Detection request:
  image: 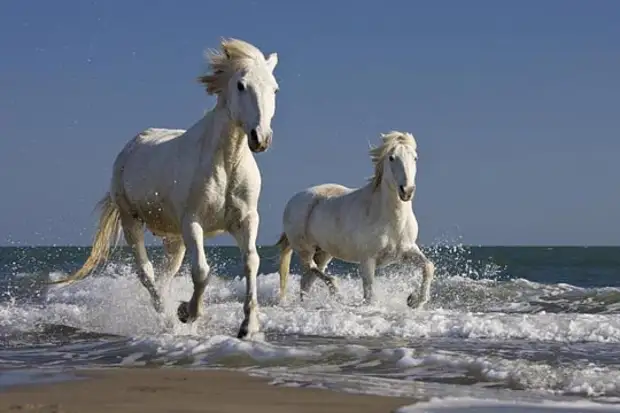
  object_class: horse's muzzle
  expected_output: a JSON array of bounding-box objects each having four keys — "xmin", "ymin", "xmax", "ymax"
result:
[
  {"xmin": 248, "ymin": 128, "xmax": 272, "ymax": 153},
  {"xmin": 398, "ymin": 185, "xmax": 415, "ymax": 202}
]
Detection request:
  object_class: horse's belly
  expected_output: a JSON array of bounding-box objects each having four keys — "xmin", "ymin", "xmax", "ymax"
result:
[
  {"xmin": 321, "ymin": 244, "xmax": 360, "ymax": 263},
  {"xmin": 129, "ymin": 199, "xmax": 180, "ymax": 235},
  {"xmin": 308, "ymin": 220, "xmax": 361, "ymax": 263},
  {"xmin": 374, "ymin": 251, "xmax": 401, "ymax": 268}
]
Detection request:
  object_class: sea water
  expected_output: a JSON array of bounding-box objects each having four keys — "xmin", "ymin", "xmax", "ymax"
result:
[{"xmin": 2, "ymin": 245, "xmax": 620, "ymax": 410}]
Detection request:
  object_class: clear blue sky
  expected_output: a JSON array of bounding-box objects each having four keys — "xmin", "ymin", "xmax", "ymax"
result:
[{"xmin": 1, "ymin": 0, "xmax": 619, "ymax": 247}]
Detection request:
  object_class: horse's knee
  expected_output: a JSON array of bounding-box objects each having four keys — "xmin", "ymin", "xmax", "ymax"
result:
[
  {"xmin": 191, "ymin": 260, "xmax": 210, "ymax": 287},
  {"xmin": 425, "ymin": 260, "xmax": 436, "ymax": 278},
  {"xmin": 243, "ymin": 249, "xmax": 259, "ymax": 275},
  {"xmin": 137, "ymin": 262, "xmax": 157, "ymax": 294}
]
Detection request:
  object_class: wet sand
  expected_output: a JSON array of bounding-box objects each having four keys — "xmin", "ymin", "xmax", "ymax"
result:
[{"xmin": 0, "ymin": 368, "xmax": 414, "ymax": 413}]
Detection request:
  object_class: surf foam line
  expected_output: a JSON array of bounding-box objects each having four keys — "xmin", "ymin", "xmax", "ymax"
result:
[{"xmin": 15, "ymin": 269, "xmax": 619, "ymax": 343}]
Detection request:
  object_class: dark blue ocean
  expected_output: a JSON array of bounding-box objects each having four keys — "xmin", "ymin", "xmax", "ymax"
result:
[{"xmin": 2, "ymin": 245, "xmax": 620, "ymax": 407}]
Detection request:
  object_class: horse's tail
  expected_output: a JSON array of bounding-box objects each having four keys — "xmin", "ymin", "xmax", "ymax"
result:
[
  {"xmin": 276, "ymin": 232, "xmax": 293, "ymax": 299},
  {"xmin": 49, "ymin": 193, "xmax": 122, "ymax": 285}
]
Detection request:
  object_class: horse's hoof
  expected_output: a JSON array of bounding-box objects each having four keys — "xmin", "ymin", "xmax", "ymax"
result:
[
  {"xmin": 407, "ymin": 293, "xmax": 427, "ymax": 310},
  {"xmin": 237, "ymin": 314, "xmax": 259, "ymax": 340},
  {"xmin": 362, "ymin": 297, "xmax": 375, "ymax": 306},
  {"xmin": 237, "ymin": 327, "xmax": 262, "ymax": 341},
  {"xmin": 177, "ymin": 301, "xmax": 191, "ymax": 323},
  {"xmin": 407, "ymin": 293, "xmax": 416, "ymax": 308},
  {"xmin": 237, "ymin": 320, "xmax": 258, "ymax": 340},
  {"xmin": 237, "ymin": 323, "xmax": 249, "ymax": 339}
]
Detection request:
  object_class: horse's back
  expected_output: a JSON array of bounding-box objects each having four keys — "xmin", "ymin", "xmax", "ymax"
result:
[
  {"xmin": 282, "ymin": 183, "xmax": 352, "ymax": 249},
  {"xmin": 136, "ymin": 127, "xmax": 187, "ymax": 146},
  {"xmin": 112, "ymin": 127, "xmax": 198, "ymax": 232},
  {"xmin": 116, "ymin": 127, "xmax": 187, "ymax": 166},
  {"xmin": 283, "ymin": 183, "xmax": 386, "ymax": 261},
  {"xmin": 115, "ymin": 127, "xmax": 191, "ymax": 188},
  {"xmin": 284, "ymin": 184, "xmax": 351, "ymax": 218}
]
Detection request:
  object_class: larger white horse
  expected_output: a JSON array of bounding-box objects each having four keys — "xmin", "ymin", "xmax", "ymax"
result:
[
  {"xmin": 276, "ymin": 131, "xmax": 435, "ymax": 309},
  {"xmin": 52, "ymin": 38, "xmax": 279, "ymax": 340}
]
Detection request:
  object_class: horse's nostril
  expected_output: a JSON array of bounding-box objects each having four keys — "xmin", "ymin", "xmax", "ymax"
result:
[{"xmin": 250, "ymin": 129, "xmax": 259, "ymax": 144}]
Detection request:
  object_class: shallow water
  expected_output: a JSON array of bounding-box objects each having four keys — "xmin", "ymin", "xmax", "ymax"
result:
[{"xmin": 2, "ymin": 245, "xmax": 620, "ymax": 407}]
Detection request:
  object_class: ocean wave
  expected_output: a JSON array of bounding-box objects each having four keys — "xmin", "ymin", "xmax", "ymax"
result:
[
  {"xmin": 3, "ymin": 331, "xmax": 620, "ymax": 399},
  {"xmin": 3, "ymin": 261, "xmax": 620, "ymax": 400},
  {"xmin": 2, "ymin": 268, "xmax": 620, "ymax": 343}
]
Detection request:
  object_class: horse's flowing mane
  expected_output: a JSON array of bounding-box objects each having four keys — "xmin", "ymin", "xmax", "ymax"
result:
[
  {"xmin": 197, "ymin": 38, "xmax": 268, "ymax": 96},
  {"xmin": 368, "ymin": 131, "xmax": 418, "ymax": 190}
]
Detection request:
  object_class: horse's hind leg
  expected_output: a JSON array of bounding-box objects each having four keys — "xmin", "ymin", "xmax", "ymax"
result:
[
  {"xmin": 299, "ymin": 251, "xmax": 319, "ymax": 299},
  {"xmin": 314, "ymin": 250, "xmax": 338, "ymax": 293},
  {"xmin": 299, "ymin": 250, "xmax": 337, "ymax": 300},
  {"xmin": 159, "ymin": 236, "xmax": 186, "ymax": 301},
  {"xmin": 121, "ymin": 215, "xmax": 163, "ymax": 313}
]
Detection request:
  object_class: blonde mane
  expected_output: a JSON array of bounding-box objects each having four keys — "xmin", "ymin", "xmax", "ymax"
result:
[
  {"xmin": 197, "ymin": 38, "xmax": 268, "ymax": 96},
  {"xmin": 368, "ymin": 131, "xmax": 418, "ymax": 190}
]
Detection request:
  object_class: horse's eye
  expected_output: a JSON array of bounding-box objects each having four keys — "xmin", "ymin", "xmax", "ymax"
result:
[
  {"xmin": 388, "ymin": 155, "xmax": 395, "ymax": 162},
  {"xmin": 237, "ymin": 82, "xmax": 245, "ymax": 92}
]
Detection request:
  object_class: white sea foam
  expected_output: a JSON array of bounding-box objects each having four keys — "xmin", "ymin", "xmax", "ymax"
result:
[
  {"xmin": 397, "ymin": 397, "xmax": 620, "ymax": 412},
  {"xmin": 2, "ymin": 266, "xmax": 620, "ymax": 400},
  {"xmin": 32, "ymin": 268, "xmax": 620, "ymax": 343}
]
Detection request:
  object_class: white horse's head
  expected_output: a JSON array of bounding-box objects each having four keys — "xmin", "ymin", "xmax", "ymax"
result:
[
  {"xmin": 198, "ymin": 38, "xmax": 279, "ymax": 153},
  {"xmin": 369, "ymin": 131, "xmax": 418, "ymax": 202}
]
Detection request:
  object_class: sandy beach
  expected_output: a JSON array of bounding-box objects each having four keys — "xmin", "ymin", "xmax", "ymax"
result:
[{"xmin": 0, "ymin": 368, "xmax": 414, "ymax": 413}]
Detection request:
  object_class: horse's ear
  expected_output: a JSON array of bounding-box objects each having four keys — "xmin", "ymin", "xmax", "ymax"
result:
[{"xmin": 265, "ymin": 53, "xmax": 278, "ymax": 72}]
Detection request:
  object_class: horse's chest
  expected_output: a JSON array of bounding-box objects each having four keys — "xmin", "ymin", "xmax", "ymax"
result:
[
  {"xmin": 196, "ymin": 178, "xmax": 255, "ymax": 229},
  {"xmin": 374, "ymin": 234, "xmax": 413, "ymax": 266},
  {"xmin": 195, "ymin": 183, "xmax": 228, "ymax": 223}
]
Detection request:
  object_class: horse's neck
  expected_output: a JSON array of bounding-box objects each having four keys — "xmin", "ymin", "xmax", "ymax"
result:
[
  {"xmin": 198, "ymin": 108, "xmax": 251, "ymax": 175},
  {"xmin": 368, "ymin": 180, "xmax": 412, "ymax": 225}
]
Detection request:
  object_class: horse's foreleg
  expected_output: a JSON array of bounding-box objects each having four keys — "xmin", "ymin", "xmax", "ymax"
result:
[
  {"xmin": 359, "ymin": 259, "xmax": 376, "ymax": 304},
  {"xmin": 159, "ymin": 236, "xmax": 186, "ymax": 301},
  {"xmin": 121, "ymin": 217, "xmax": 163, "ymax": 313},
  {"xmin": 231, "ymin": 212, "xmax": 260, "ymax": 340},
  {"xmin": 405, "ymin": 245, "xmax": 435, "ymax": 310},
  {"xmin": 178, "ymin": 219, "xmax": 210, "ymax": 323}
]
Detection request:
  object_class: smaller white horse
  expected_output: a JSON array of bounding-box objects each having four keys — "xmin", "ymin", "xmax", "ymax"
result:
[
  {"xmin": 276, "ymin": 131, "xmax": 435, "ymax": 308},
  {"xmin": 51, "ymin": 38, "xmax": 279, "ymax": 340}
]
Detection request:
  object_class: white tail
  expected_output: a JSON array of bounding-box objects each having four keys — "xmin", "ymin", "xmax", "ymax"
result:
[
  {"xmin": 49, "ymin": 193, "xmax": 121, "ymax": 285},
  {"xmin": 276, "ymin": 232, "xmax": 293, "ymax": 299}
]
